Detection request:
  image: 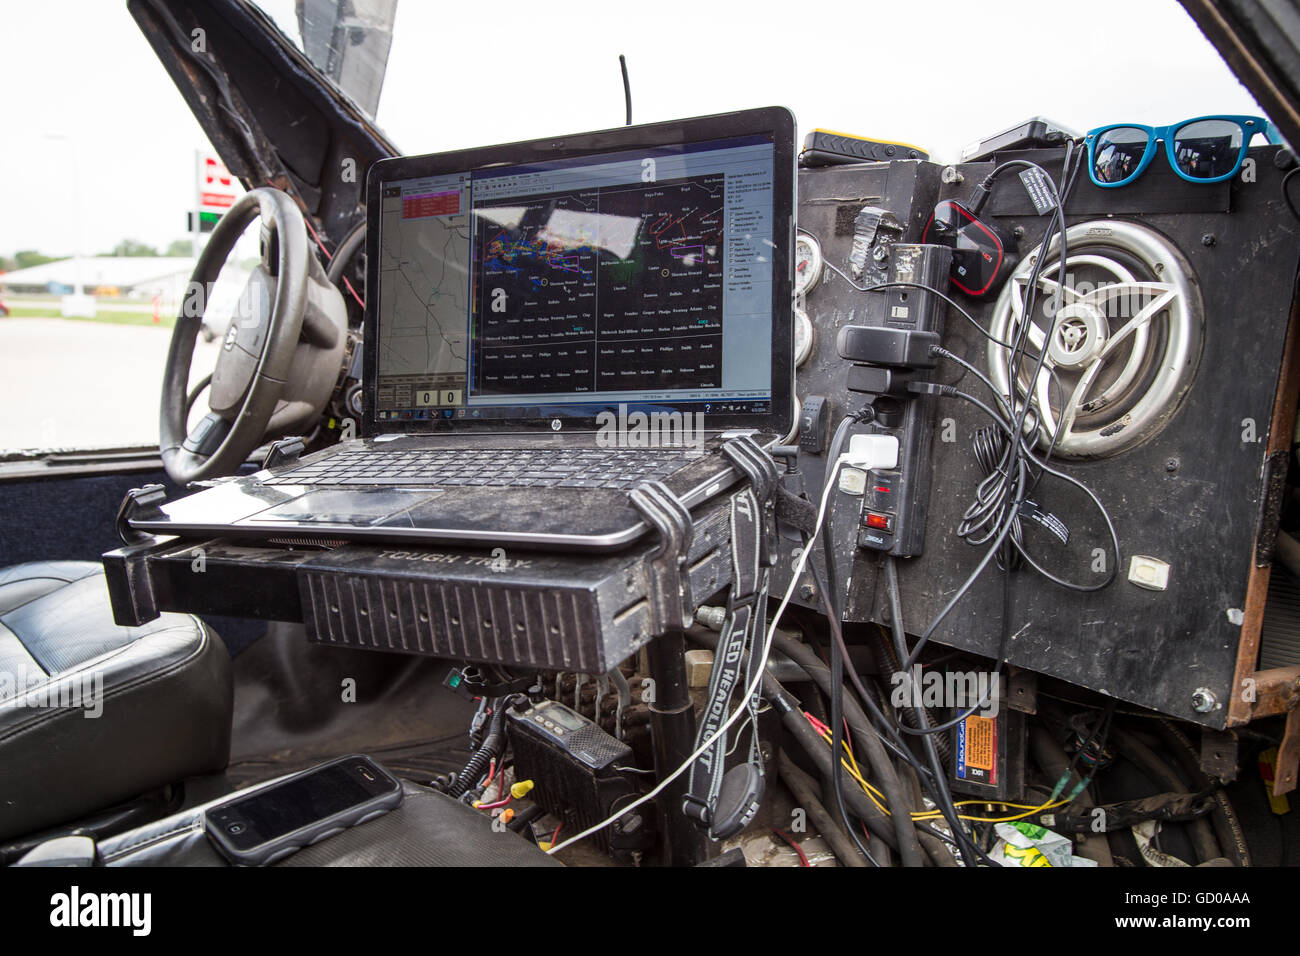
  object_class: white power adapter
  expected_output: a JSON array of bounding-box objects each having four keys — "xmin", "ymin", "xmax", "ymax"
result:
[
  {"xmin": 845, "ymin": 433, "xmax": 900, "ymax": 471},
  {"xmin": 834, "ymin": 434, "xmax": 900, "ymax": 495}
]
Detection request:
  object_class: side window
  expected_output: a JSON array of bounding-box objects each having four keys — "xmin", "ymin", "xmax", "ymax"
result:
[{"xmin": 0, "ymin": 9, "xmax": 252, "ymax": 456}]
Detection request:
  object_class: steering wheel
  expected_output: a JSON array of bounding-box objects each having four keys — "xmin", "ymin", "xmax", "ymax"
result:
[{"xmin": 160, "ymin": 187, "xmax": 340, "ymax": 485}]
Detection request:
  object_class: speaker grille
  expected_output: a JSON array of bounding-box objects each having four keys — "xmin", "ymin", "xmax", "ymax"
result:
[{"xmin": 987, "ymin": 220, "xmax": 1203, "ymax": 459}]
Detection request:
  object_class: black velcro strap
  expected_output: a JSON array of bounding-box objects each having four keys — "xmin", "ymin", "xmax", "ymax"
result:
[{"xmin": 774, "ymin": 485, "xmax": 818, "ymax": 536}]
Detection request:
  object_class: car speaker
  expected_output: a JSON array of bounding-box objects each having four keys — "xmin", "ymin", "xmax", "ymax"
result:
[{"xmin": 986, "ymin": 220, "xmax": 1204, "ymax": 459}]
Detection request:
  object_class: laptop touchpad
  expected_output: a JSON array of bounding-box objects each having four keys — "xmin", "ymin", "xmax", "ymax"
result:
[{"xmin": 242, "ymin": 488, "xmax": 443, "ymax": 526}]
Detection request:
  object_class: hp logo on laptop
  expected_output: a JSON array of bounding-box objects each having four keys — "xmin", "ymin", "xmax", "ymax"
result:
[{"xmin": 551, "ymin": 419, "xmax": 562, "ymax": 431}]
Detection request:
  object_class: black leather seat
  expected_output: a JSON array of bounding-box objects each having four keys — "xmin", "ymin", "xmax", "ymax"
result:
[
  {"xmin": 91, "ymin": 778, "xmax": 562, "ymax": 867},
  {"xmin": 0, "ymin": 561, "xmax": 232, "ymax": 841}
]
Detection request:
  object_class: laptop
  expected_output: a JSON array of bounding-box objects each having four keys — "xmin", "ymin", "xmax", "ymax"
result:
[{"xmin": 131, "ymin": 107, "xmax": 796, "ymax": 551}]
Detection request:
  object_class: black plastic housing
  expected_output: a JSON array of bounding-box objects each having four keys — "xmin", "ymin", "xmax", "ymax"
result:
[
  {"xmin": 845, "ymin": 244, "xmax": 952, "ymax": 558},
  {"xmin": 837, "ymin": 326, "xmax": 940, "ymax": 369},
  {"xmin": 922, "ymin": 199, "xmax": 1020, "ymax": 298},
  {"xmin": 507, "ymin": 699, "xmax": 642, "ymax": 857}
]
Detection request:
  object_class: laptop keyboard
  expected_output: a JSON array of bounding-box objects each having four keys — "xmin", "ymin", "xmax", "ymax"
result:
[{"xmin": 262, "ymin": 448, "xmax": 696, "ymax": 490}]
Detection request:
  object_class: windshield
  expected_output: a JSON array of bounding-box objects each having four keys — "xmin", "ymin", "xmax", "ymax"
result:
[{"xmin": 254, "ymin": 0, "xmax": 397, "ymax": 119}]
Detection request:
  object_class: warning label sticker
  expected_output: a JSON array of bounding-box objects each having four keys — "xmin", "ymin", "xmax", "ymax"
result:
[{"xmin": 958, "ymin": 714, "xmax": 997, "ymax": 785}]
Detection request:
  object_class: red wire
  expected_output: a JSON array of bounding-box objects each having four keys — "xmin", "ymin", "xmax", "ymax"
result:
[
  {"xmin": 771, "ymin": 828, "xmax": 811, "ymax": 867},
  {"xmin": 550, "ymin": 822, "xmax": 563, "ymax": 846},
  {"xmin": 300, "ymin": 209, "xmax": 334, "ymax": 261},
  {"xmin": 803, "ymin": 710, "xmax": 830, "ymax": 735},
  {"xmin": 275, "ymin": 181, "xmax": 367, "ymax": 310},
  {"xmin": 341, "ymin": 276, "xmax": 364, "ymax": 308},
  {"xmin": 302, "ymin": 214, "xmax": 366, "ymax": 309}
]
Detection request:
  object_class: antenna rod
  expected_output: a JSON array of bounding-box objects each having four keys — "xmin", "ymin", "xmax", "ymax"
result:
[{"xmin": 619, "ymin": 54, "xmax": 632, "ymax": 126}]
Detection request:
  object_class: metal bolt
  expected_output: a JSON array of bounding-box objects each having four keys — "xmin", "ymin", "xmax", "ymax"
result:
[
  {"xmin": 1201, "ymin": 233, "xmax": 1216, "ymax": 247},
  {"xmin": 1013, "ymin": 226, "xmax": 1026, "ymax": 239},
  {"xmin": 941, "ymin": 165, "xmax": 963, "ymax": 185},
  {"xmin": 798, "ymin": 584, "xmax": 816, "ymax": 601},
  {"xmin": 1191, "ymin": 688, "xmax": 1218, "ymax": 713},
  {"xmin": 872, "ymin": 245, "xmax": 889, "ymax": 263},
  {"xmin": 1165, "ymin": 457, "xmax": 1179, "ymax": 473}
]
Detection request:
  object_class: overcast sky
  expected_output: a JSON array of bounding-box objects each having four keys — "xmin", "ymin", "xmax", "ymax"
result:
[{"xmin": 0, "ymin": 0, "xmax": 1265, "ymax": 260}]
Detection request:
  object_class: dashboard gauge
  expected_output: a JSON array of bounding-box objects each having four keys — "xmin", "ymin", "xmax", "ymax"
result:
[
  {"xmin": 794, "ymin": 306, "xmax": 814, "ymax": 367},
  {"xmin": 794, "ymin": 233, "xmax": 823, "ymax": 296},
  {"xmin": 783, "ymin": 395, "xmax": 802, "ymax": 446}
]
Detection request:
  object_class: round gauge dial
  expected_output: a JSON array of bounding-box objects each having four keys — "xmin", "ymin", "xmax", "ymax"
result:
[
  {"xmin": 794, "ymin": 234, "xmax": 823, "ymax": 296},
  {"xmin": 794, "ymin": 306, "xmax": 814, "ymax": 367}
]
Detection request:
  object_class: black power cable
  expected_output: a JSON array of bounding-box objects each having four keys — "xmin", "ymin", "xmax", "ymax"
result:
[
  {"xmin": 796, "ymin": 473, "xmax": 983, "ymax": 862},
  {"xmin": 1282, "ymin": 166, "xmax": 1300, "ymax": 221},
  {"xmin": 882, "ymin": 154, "xmax": 1117, "ymax": 671},
  {"xmin": 804, "ymin": 430, "xmax": 986, "ymax": 862},
  {"xmin": 792, "ymin": 149, "xmax": 1113, "ymax": 863},
  {"xmin": 920, "ymin": 350, "xmax": 1123, "ymax": 592},
  {"xmin": 809, "ymin": 425, "xmax": 885, "ymax": 866},
  {"xmin": 883, "ymin": 555, "xmax": 991, "ymax": 866},
  {"xmin": 828, "ymin": 619, "xmax": 879, "ymax": 866}
]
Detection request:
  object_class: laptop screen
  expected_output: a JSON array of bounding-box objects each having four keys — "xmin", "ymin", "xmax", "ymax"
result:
[{"xmin": 364, "ymin": 108, "xmax": 795, "ymax": 435}]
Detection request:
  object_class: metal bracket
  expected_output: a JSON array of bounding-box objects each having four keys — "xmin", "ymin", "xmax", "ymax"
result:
[
  {"xmin": 1199, "ymin": 729, "xmax": 1239, "ymax": 783},
  {"xmin": 721, "ymin": 435, "xmax": 779, "ymax": 567},
  {"xmin": 261, "ymin": 436, "xmax": 306, "ymax": 471},
  {"xmin": 1255, "ymin": 448, "xmax": 1289, "ymax": 566},
  {"xmin": 630, "ymin": 480, "xmax": 695, "ymax": 633},
  {"xmin": 1277, "ymin": 707, "xmax": 1300, "ymax": 797},
  {"xmin": 101, "ymin": 536, "xmax": 167, "ymax": 627},
  {"xmin": 115, "ymin": 484, "xmax": 168, "ymax": 546},
  {"xmin": 595, "ymin": 674, "xmax": 609, "ymax": 726},
  {"xmin": 1007, "ymin": 666, "xmax": 1039, "ymax": 715},
  {"xmin": 608, "ymin": 667, "xmax": 632, "ymax": 740}
]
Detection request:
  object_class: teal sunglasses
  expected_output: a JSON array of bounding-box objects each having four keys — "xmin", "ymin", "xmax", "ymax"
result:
[{"xmin": 1084, "ymin": 115, "xmax": 1279, "ymax": 188}]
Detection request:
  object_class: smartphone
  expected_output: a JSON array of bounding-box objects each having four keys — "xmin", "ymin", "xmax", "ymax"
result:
[{"xmin": 204, "ymin": 754, "xmax": 403, "ymax": 866}]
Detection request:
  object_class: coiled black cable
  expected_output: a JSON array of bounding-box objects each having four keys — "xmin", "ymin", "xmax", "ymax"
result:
[
  {"xmin": 446, "ymin": 698, "xmax": 511, "ymax": 799},
  {"xmin": 967, "ymin": 424, "xmax": 1024, "ymax": 571}
]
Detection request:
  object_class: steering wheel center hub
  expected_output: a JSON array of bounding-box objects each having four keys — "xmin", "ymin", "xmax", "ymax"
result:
[{"xmin": 209, "ymin": 268, "xmax": 275, "ymax": 415}]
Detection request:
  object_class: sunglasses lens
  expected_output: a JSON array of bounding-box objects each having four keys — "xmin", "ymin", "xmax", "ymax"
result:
[
  {"xmin": 1092, "ymin": 127, "xmax": 1150, "ymax": 184},
  {"xmin": 1172, "ymin": 120, "xmax": 1243, "ymax": 179}
]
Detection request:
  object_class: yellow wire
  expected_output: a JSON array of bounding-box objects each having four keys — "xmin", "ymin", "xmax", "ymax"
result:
[{"xmin": 812, "ymin": 726, "xmax": 1070, "ymax": 823}]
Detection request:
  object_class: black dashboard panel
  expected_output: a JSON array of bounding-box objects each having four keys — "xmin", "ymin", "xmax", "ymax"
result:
[{"xmin": 779, "ymin": 147, "xmax": 1300, "ymax": 728}]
